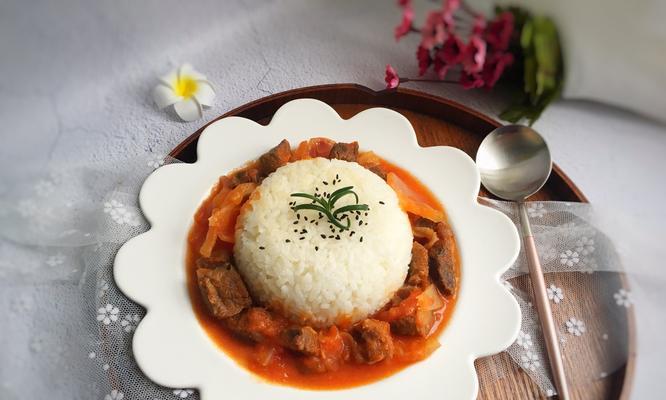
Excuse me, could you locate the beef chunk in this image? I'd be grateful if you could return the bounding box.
[368,165,387,181]
[350,319,394,364]
[389,285,418,307]
[229,168,259,187]
[196,263,251,319]
[258,139,291,176]
[406,241,429,289]
[391,312,434,337]
[329,142,359,162]
[224,307,279,342]
[281,326,320,356]
[428,239,456,296]
[299,356,327,374]
[435,221,454,243]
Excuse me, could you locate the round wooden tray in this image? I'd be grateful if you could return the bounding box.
[170,84,634,400]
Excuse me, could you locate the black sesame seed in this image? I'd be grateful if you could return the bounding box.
[315,246,319,251]
[318,212,323,218]
[315,222,319,226]
[355,215,359,221]
[323,181,329,185]
[379,201,385,205]
[360,236,364,242]
[335,235,340,240]
[329,235,335,239]
[299,237,305,240]
[304,216,308,221]
[359,220,363,225]
[302,229,308,234]
[336,174,339,180]
[338,229,343,233]
[297,214,300,220]
[285,239,291,243]
[321,234,326,239]
[259,246,265,250]
[293,221,298,225]
[350,231,355,237]
[294,229,298,233]
[364,212,368,217]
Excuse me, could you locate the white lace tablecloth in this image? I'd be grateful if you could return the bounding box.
[1,0,665,398]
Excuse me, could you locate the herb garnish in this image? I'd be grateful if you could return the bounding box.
[290,186,369,231]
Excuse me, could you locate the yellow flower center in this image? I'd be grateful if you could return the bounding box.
[173,75,198,98]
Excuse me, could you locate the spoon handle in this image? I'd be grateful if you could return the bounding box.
[518,202,571,400]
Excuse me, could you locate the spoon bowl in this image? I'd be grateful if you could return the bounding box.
[476,125,552,201]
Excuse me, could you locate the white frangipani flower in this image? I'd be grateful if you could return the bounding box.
[153,64,215,122]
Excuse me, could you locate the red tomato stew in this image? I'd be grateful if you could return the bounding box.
[186,138,460,389]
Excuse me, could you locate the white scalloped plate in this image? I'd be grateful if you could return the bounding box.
[114,99,520,400]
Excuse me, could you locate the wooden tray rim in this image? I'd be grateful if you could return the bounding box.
[169,83,636,399]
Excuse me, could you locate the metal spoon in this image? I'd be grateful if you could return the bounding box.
[476,125,570,400]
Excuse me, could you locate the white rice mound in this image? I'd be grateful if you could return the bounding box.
[234,158,412,327]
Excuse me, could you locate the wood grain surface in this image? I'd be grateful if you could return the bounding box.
[170,84,634,400]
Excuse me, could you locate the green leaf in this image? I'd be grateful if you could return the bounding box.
[521,19,534,50]
[532,17,560,96]
[499,105,530,123]
[328,186,357,207]
[524,56,538,102]
[501,13,563,126]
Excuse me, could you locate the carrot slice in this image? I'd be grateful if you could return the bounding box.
[387,172,444,222]
[292,140,312,161]
[357,151,382,168]
[374,290,421,322]
[201,182,257,254]
[199,226,219,257]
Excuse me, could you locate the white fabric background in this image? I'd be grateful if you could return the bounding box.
[1,0,665,398]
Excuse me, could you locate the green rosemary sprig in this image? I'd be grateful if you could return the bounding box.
[291,186,369,230]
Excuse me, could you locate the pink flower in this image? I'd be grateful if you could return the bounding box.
[472,15,486,35]
[416,46,432,76]
[433,35,464,79]
[481,51,514,88]
[442,0,460,25]
[420,11,447,49]
[486,12,514,51]
[395,6,414,41]
[385,64,400,89]
[440,34,465,64]
[461,35,487,74]
[460,72,484,89]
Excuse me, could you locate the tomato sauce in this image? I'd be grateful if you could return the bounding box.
[186,151,460,390]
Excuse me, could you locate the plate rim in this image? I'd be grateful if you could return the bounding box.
[115,98,523,399]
